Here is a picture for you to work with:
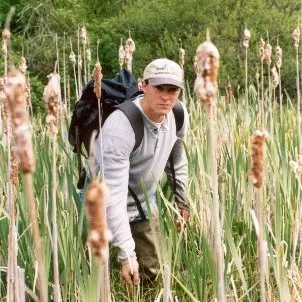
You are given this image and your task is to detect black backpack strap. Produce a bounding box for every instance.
[172,99,184,132]
[116,101,144,152]
[117,100,147,221]
[128,186,147,221]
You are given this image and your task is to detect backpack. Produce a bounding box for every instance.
[68,69,184,220]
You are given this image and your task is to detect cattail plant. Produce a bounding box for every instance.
[5,68,47,301]
[18,57,32,116]
[225,81,233,104]
[265,37,273,134]
[118,38,125,70]
[292,24,301,152]
[194,31,225,302]
[44,73,61,302]
[289,154,302,267]
[85,180,112,301]
[69,40,78,100]
[250,129,268,302]
[86,40,91,80]
[258,38,265,126]
[275,43,282,122]
[243,28,251,113]
[80,25,88,84]
[125,32,135,73]
[92,61,112,301]
[271,66,279,102]
[179,41,185,80]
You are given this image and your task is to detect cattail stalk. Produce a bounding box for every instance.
[81,26,87,84]
[5,69,47,301]
[265,36,272,133]
[93,62,112,301]
[44,73,62,302]
[86,41,91,81]
[293,24,301,151]
[118,38,125,70]
[194,32,225,302]
[63,33,67,115]
[2,18,19,301]
[179,41,185,81]
[69,39,78,101]
[259,39,265,126]
[275,42,282,124]
[250,129,268,302]
[77,28,82,96]
[243,28,251,115]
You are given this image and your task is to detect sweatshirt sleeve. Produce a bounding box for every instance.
[165,101,190,210]
[94,110,136,264]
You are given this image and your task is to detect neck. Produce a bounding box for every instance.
[141,98,165,123]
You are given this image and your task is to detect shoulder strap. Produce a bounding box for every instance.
[172,99,184,133]
[116,101,144,152]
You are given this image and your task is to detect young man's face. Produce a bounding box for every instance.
[141,81,181,122]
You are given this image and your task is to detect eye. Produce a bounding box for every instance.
[154,85,165,92]
[168,87,179,93]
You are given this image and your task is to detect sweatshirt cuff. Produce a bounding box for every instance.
[118,248,137,265]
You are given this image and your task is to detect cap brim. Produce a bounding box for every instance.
[148,78,183,89]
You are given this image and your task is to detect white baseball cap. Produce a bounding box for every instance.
[143,58,183,89]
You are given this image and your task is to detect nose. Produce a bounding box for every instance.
[161,92,170,102]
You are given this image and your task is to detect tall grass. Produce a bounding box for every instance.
[0,21,301,301]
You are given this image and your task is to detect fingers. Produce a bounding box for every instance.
[132,269,140,285]
[120,262,140,286]
[121,270,133,285]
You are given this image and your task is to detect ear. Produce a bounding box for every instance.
[140,80,148,93]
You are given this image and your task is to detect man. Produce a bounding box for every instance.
[94,58,189,285]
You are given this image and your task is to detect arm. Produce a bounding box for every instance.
[94,110,136,264]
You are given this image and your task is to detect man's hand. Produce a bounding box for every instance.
[176,208,190,232]
[120,259,140,285]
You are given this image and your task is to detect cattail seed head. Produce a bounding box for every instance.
[271,66,279,88]
[225,82,233,103]
[25,78,31,109]
[4,69,34,173]
[85,181,112,258]
[2,29,10,58]
[275,45,282,69]
[69,50,76,65]
[78,55,82,70]
[179,47,185,69]
[2,28,10,40]
[256,70,260,88]
[125,36,135,54]
[250,129,268,188]
[44,73,60,140]
[264,42,272,65]
[258,38,265,61]
[292,25,300,48]
[93,62,102,99]
[194,39,220,111]
[80,26,87,44]
[125,35,135,73]
[10,150,19,184]
[118,39,125,70]
[86,48,91,62]
[18,57,27,74]
[290,154,302,179]
[243,28,251,49]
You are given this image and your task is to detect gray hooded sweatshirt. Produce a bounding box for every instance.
[94,95,189,264]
